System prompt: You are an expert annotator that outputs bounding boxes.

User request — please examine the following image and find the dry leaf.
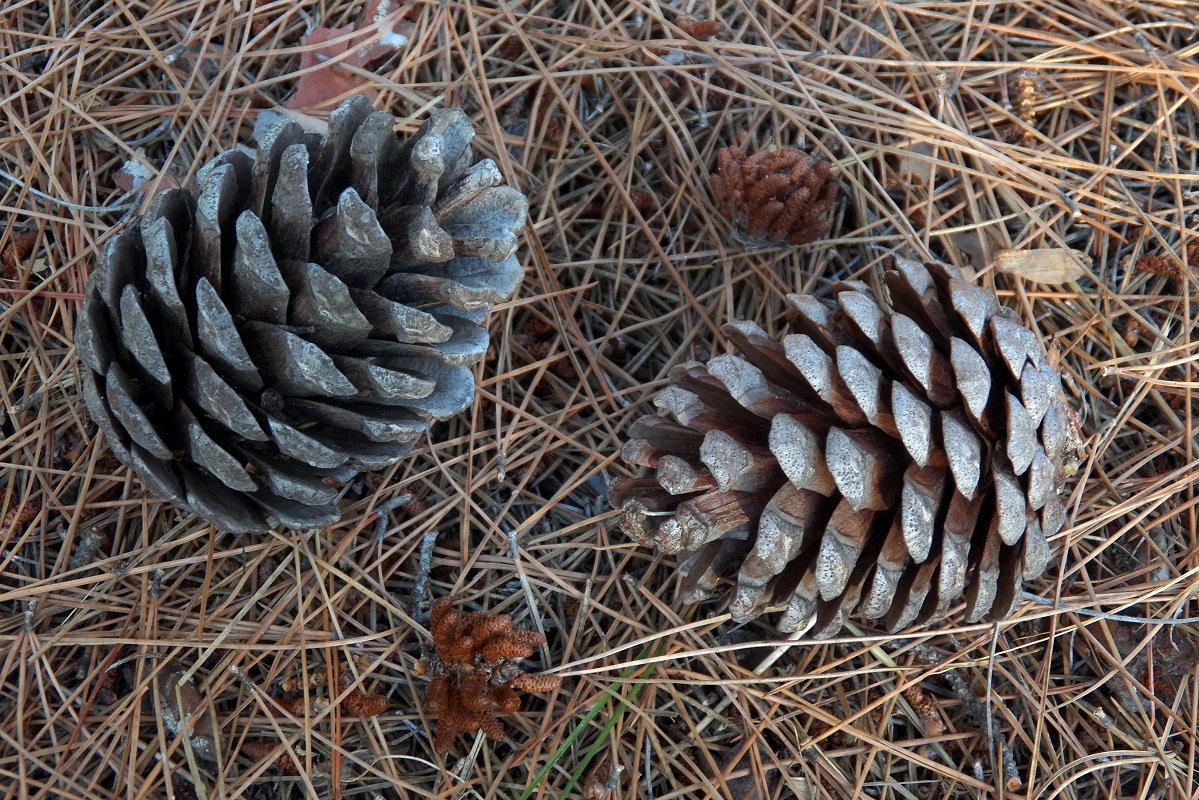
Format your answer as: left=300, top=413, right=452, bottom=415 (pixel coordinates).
left=895, top=140, right=935, bottom=185
left=286, top=0, right=414, bottom=111
left=715, top=740, right=770, bottom=800
left=156, top=669, right=218, bottom=761
left=112, top=148, right=183, bottom=198
left=112, top=152, right=157, bottom=194
left=948, top=228, right=998, bottom=267
left=994, top=247, right=1089, bottom=284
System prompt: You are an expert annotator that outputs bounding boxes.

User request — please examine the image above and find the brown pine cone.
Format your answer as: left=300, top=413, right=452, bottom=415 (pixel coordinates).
left=75, top=96, right=526, bottom=533
left=711, top=143, right=838, bottom=248
left=610, top=258, right=1081, bottom=637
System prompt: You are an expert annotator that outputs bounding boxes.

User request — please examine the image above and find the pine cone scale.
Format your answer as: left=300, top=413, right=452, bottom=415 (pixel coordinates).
left=283, top=262, right=372, bottom=348
left=769, top=414, right=835, bottom=495
left=613, top=257, right=1079, bottom=636
left=79, top=368, right=129, bottom=461
left=700, top=430, right=781, bottom=492
left=181, top=405, right=256, bottom=492
left=825, top=426, right=901, bottom=512
left=836, top=346, right=897, bottom=435
left=130, top=442, right=183, bottom=500
left=194, top=279, right=263, bottom=390
left=268, top=150, right=312, bottom=261
left=941, top=409, right=982, bottom=500
left=118, top=285, right=173, bottom=401
left=230, top=212, right=289, bottom=322
left=900, top=463, right=944, bottom=562
left=142, top=222, right=192, bottom=346
left=891, top=383, right=934, bottom=467
left=104, top=364, right=171, bottom=459
left=781, top=335, right=869, bottom=426
left=352, top=287, right=442, bottom=343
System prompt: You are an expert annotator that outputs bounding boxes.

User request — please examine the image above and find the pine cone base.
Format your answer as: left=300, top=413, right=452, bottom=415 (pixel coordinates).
left=76, top=97, right=526, bottom=533
left=612, top=258, right=1079, bottom=637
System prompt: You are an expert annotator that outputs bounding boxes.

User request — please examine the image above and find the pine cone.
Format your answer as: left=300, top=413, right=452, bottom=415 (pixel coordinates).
left=75, top=97, right=526, bottom=533
left=611, top=258, right=1080, bottom=637
left=711, top=143, right=838, bottom=248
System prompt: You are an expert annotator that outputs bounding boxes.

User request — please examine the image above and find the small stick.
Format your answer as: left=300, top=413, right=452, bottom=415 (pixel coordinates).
left=914, top=644, right=1021, bottom=791
left=508, top=527, right=550, bottom=663
left=411, top=529, right=438, bottom=624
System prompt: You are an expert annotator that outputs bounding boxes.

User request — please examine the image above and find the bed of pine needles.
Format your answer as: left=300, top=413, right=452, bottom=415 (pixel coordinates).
left=2, top=0, right=1199, bottom=798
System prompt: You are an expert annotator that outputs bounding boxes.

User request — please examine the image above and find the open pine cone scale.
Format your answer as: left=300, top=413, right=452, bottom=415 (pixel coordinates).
left=611, top=258, right=1077, bottom=637
left=76, top=97, right=526, bottom=533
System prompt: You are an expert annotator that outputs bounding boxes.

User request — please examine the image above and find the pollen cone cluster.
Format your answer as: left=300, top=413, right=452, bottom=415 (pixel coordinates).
left=421, top=597, right=561, bottom=754
left=711, top=144, right=838, bottom=248
left=75, top=96, right=526, bottom=533
left=611, top=258, right=1077, bottom=637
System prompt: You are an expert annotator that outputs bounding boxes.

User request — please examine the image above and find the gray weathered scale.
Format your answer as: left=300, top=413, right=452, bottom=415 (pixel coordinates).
left=76, top=96, right=526, bottom=533
left=611, top=257, right=1080, bottom=637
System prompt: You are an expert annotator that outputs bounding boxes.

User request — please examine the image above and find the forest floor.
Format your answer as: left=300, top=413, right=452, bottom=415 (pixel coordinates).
left=3, top=1, right=1199, bottom=798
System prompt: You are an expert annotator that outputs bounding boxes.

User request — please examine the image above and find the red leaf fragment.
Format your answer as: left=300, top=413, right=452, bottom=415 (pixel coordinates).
left=287, top=0, right=415, bottom=111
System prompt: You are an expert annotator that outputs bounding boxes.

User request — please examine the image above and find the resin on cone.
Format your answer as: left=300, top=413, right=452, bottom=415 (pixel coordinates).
left=611, top=258, right=1080, bottom=637
left=76, top=96, right=526, bottom=533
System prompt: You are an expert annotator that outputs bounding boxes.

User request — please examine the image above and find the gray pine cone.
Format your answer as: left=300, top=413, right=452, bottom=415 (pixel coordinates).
left=75, top=96, right=526, bottom=533
left=611, top=258, right=1081, bottom=637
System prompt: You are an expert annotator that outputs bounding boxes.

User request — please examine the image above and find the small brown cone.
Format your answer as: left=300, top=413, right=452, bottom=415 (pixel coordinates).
left=75, top=96, right=526, bottom=533
left=611, top=258, right=1079, bottom=637
left=710, top=143, right=838, bottom=247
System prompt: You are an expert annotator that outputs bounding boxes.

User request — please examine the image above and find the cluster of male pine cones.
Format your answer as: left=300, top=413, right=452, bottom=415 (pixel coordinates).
left=417, top=596, right=561, bottom=753
left=711, top=143, right=839, bottom=247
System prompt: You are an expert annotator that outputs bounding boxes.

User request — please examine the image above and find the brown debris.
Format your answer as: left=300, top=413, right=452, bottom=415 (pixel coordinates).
left=513, top=315, right=573, bottom=379
left=1, top=500, right=42, bottom=536
left=273, top=695, right=332, bottom=716
left=1, top=228, right=37, bottom=278
left=420, top=596, right=561, bottom=754
left=579, top=190, right=657, bottom=219
left=1107, top=620, right=1199, bottom=712
left=583, top=755, right=625, bottom=800
left=278, top=666, right=331, bottom=694
left=342, top=689, right=390, bottom=716
left=239, top=740, right=302, bottom=774
left=1135, top=254, right=1184, bottom=280
left=1133, top=240, right=1199, bottom=282
left=1012, top=70, right=1042, bottom=126
left=1122, top=317, right=1143, bottom=347
left=1006, top=69, right=1045, bottom=145
left=273, top=662, right=389, bottom=717
left=710, top=142, right=838, bottom=247
left=679, top=19, right=723, bottom=39
left=170, top=775, right=201, bottom=800
left=901, top=683, right=947, bottom=759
